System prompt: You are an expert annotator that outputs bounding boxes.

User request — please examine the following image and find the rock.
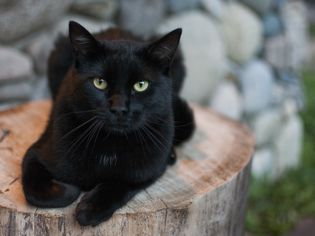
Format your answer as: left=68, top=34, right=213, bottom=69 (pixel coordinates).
left=201, top=0, right=226, bottom=19
left=167, top=0, right=200, bottom=13
left=249, top=108, right=283, bottom=147
left=220, top=2, right=263, bottom=64
left=52, top=15, right=114, bottom=37
left=278, top=71, right=305, bottom=109
left=262, top=13, right=283, bottom=37
left=239, top=60, right=274, bottom=114
left=71, top=0, right=118, bottom=20
left=281, top=1, right=310, bottom=70
left=24, top=34, right=54, bottom=75
left=0, top=46, right=33, bottom=83
left=0, top=0, right=73, bottom=43
left=120, top=0, right=166, bottom=36
left=209, top=80, right=242, bottom=120
left=264, top=34, right=290, bottom=70
left=239, top=0, right=273, bottom=15
left=251, top=148, right=274, bottom=179
left=157, top=11, right=227, bottom=103
left=0, top=81, right=33, bottom=102
left=0, top=102, right=20, bottom=111
left=31, top=77, right=51, bottom=100
left=273, top=114, right=303, bottom=178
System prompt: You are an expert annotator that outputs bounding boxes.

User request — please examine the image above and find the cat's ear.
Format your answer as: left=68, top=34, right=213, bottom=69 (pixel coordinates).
left=69, top=21, right=98, bottom=55
left=147, top=28, right=182, bottom=67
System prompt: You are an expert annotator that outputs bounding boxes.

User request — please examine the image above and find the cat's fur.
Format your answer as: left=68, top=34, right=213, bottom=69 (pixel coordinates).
left=22, top=21, right=195, bottom=226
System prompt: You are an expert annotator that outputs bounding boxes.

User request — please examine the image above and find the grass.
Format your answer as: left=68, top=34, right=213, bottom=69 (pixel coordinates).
left=245, top=69, right=315, bottom=235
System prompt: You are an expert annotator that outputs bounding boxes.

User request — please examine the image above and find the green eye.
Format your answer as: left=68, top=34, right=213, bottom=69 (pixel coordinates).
left=93, top=77, right=107, bottom=90
left=133, top=81, right=149, bottom=92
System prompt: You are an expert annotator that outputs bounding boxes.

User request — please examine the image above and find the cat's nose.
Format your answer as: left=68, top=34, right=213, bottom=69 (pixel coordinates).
left=109, top=94, right=128, bottom=115
left=110, top=106, right=127, bottom=115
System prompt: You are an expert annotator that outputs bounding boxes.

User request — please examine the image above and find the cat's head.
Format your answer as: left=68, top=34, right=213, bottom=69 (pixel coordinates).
left=65, top=21, right=182, bottom=133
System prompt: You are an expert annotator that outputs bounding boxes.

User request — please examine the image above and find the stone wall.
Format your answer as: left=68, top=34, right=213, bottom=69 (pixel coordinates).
left=0, top=0, right=310, bottom=180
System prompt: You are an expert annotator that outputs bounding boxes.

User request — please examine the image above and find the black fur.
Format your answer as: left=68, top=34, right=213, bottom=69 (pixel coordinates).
left=22, top=21, right=195, bottom=226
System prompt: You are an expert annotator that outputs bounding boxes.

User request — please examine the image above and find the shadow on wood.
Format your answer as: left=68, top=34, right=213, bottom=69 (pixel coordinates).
left=0, top=100, right=255, bottom=236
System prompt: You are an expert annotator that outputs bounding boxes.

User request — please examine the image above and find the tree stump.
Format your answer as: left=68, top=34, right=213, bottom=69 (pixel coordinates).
left=0, top=100, right=255, bottom=236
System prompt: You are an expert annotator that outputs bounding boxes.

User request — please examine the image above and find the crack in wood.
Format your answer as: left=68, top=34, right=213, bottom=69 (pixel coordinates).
left=0, top=128, right=10, bottom=143
left=8, top=177, right=19, bottom=186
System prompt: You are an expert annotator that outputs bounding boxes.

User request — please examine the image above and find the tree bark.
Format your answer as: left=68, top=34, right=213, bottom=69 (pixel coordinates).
left=0, top=100, right=255, bottom=236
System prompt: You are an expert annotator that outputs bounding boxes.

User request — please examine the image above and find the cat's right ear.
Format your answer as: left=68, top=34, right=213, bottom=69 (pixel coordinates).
left=69, top=21, right=98, bottom=55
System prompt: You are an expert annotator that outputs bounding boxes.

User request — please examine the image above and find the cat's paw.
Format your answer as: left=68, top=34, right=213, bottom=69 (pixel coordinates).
left=75, top=195, right=114, bottom=226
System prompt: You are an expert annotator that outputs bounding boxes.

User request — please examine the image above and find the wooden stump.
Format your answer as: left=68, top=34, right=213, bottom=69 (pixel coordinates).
left=0, top=100, right=254, bottom=236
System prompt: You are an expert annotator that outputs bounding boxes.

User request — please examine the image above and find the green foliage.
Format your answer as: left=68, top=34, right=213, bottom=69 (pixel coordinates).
left=245, top=69, right=315, bottom=235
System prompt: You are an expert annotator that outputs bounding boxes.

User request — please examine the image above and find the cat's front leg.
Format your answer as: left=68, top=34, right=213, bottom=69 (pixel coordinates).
left=75, top=181, right=149, bottom=226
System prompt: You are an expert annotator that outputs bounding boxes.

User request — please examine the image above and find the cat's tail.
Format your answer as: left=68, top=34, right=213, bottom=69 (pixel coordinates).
left=47, top=35, right=74, bottom=100
left=173, top=96, right=195, bottom=146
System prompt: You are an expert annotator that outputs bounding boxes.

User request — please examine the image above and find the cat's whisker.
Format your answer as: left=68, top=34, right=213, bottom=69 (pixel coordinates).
left=59, top=116, right=97, bottom=141
left=65, top=118, right=99, bottom=157
left=55, top=109, right=99, bottom=122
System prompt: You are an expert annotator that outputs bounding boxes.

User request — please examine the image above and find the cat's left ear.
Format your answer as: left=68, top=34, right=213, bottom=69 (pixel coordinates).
left=69, top=21, right=99, bottom=55
left=147, top=28, right=182, bottom=67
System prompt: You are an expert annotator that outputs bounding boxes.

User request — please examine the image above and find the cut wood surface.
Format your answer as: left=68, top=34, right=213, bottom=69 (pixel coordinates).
left=0, top=100, right=255, bottom=236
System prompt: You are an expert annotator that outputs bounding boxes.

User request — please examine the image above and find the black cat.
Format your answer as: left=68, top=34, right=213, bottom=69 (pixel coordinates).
left=22, top=21, right=195, bottom=226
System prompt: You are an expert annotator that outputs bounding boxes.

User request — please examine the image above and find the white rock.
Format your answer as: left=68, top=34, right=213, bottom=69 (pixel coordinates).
left=209, top=80, right=242, bottom=120
left=239, top=60, right=274, bottom=114
left=273, top=114, right=303, bottom=178
left=219, top=2, right=263, bottom=64
left=0, top=46, right=33, bottom=83
left=157, top=11, right=227, bottom=103
left=201, top=0, right=226, bottom=19
left=249, top=108, right=283, bottom=147
left=251, top=148, right=274, bottom=179
left=280, top=1, right=310, bottom=70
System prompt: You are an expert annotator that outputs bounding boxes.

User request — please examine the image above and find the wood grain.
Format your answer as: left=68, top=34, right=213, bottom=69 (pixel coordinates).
left=0, top=100, right=255, bottom=236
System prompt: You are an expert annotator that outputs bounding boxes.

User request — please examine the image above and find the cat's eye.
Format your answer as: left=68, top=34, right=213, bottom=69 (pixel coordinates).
left=93, top=77, right=107, bottom=90
left=133, top=81, right=149, bottom=92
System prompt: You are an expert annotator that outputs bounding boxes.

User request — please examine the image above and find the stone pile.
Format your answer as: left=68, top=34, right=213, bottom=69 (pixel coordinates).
left=0, top=0, right=310, bottom=180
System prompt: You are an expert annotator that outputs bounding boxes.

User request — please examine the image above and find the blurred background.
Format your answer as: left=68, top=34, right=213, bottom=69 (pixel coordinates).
left=0, top=0, right=314, bottom=235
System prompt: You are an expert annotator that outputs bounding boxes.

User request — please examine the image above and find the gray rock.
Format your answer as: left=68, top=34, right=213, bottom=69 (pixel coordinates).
left=157, top=10, right=227, bottom=103
left=278, top=71, right=305, bottom=109
left=264, top=34, right=290, bottom=70
left=52, top=15, right=114, bottom=37
left=280, top=1, right=310, bottom=70
left=120, top=0, right=166, bottom=36
left=0, top=0, right=73, bottom=43
left=71, top=0, right=118, bottom=20
left=273, top=114, right=303, bottom=178
left=31, top=77, right=51, bottom=100
left=24, top=34, right=54, bottom=75
left=262, top=13, right=283, bottom=37
left=168, top=0, right=200, bottom=12
left=239, top=60, right=274, bottom=114
left=0, top=80, right=33, bottom=101
left=0, top=46, right=33, bottom=83
left=251, top=148, right=274, bottom=179
left=201, top=0, right=225, bottom=19
left=220, top=2, right=263, bottom=64
left=240, top=0, right=273, bottom=15
left=249, top=108, right=283, bottom=147
left=209, top=80, right=242, bottom=120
